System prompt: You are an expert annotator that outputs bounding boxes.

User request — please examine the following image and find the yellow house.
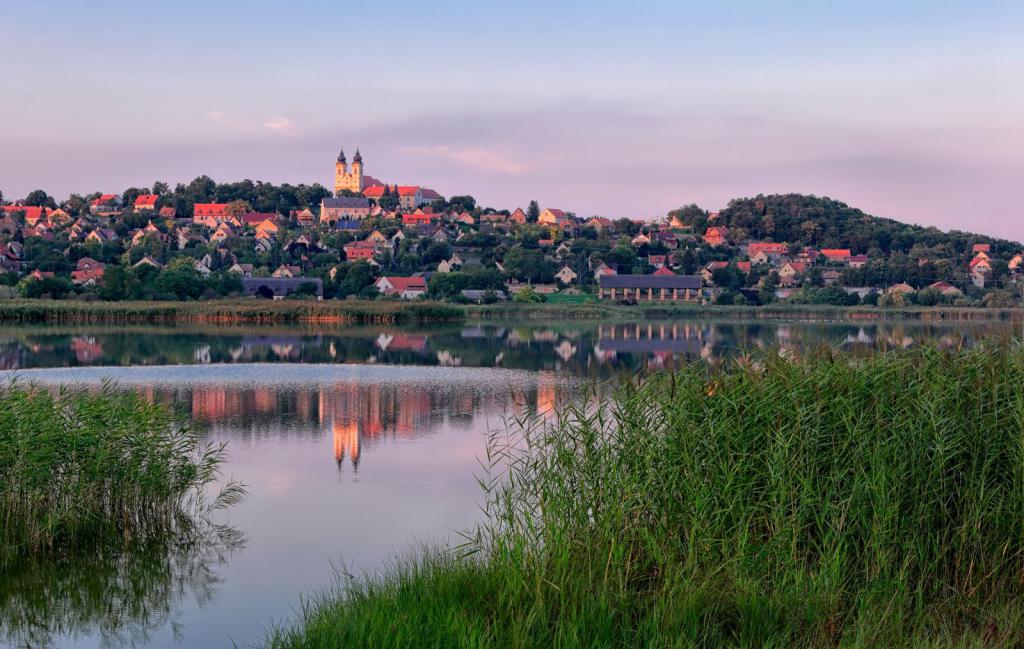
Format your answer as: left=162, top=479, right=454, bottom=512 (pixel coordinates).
left=255, top=219, right=279, bottom=239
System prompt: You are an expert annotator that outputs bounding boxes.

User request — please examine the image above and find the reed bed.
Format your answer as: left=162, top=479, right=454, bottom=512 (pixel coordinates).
left=266, top=341, right=1024, bottom=648
left=0, top=299, right=464, bottom=325
left=0, top=381, right=244, bottom=566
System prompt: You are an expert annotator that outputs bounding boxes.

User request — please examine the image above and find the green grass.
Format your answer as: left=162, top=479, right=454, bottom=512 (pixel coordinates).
left=0, top=381, right=244, bottom=567
left=265, top=341, right=1024, bottom=648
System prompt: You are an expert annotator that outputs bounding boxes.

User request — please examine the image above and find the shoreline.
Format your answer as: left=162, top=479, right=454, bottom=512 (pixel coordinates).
left=1, top=298, right=1023, bottom=325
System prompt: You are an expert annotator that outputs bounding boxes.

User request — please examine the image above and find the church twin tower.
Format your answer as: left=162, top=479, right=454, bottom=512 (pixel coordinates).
left=334, top=147, right=364, bottom=195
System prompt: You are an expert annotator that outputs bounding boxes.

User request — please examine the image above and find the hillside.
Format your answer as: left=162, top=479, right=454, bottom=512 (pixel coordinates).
left=672, top=194, right=1020, bottom=256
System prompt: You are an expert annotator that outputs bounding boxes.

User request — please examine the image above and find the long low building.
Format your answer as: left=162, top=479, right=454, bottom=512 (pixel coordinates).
left=241, top=277, right=323, bottom=300
left=598, top=274, right=702, bottom=302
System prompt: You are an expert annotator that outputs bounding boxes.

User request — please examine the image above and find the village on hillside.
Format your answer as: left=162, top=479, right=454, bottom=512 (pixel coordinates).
left=0, top=147, right=1020, bottom=307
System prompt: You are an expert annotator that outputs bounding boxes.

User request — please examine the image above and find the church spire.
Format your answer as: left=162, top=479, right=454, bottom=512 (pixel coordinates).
left=337, top=148, right=346, bottom=164
left=353, top=147, right=362, bottom=164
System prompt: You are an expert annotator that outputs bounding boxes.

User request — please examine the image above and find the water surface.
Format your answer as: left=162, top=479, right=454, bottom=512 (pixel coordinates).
left=0, top=317, right=1015, bottom=648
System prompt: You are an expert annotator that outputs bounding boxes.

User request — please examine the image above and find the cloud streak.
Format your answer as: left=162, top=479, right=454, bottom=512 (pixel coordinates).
left=401, top=145, right=526, bottom=174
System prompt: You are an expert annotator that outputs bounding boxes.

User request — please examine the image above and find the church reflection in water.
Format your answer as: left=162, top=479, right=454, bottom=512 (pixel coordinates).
left=140, top=371, right=568, bottom=471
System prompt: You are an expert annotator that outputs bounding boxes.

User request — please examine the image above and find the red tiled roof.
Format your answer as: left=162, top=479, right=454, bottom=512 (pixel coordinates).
left=380, top=276, right=427, bottom=291
left=820, top=248, right=852, bottom=259
left=134, top=194, right=159, bottom=208
left=748, top=242, right=788, bottom=255
left=193, top=203, right=230, bottom=217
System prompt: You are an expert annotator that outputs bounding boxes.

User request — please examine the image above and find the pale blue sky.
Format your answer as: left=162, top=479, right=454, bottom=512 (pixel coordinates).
left=2, top=0, right=1022, bottom=238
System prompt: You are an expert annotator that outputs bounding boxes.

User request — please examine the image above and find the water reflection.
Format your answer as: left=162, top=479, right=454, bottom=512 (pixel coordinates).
left=0, top=525, right=243, bottom=649
left=0, top=319, right=1017, bottom=376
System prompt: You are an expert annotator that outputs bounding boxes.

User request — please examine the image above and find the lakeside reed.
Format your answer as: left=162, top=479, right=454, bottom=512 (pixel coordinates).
left=0, top=381, right=244, bottom=567
left=265, top=341, right=1024, bottom=648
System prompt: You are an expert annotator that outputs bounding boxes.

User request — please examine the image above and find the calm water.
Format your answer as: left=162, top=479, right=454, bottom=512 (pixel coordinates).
left=0, top=318, right=1017, bottom=649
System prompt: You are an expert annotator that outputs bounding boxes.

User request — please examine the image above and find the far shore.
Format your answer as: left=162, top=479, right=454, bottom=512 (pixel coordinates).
left=2, top=298, right=1024, bottom=326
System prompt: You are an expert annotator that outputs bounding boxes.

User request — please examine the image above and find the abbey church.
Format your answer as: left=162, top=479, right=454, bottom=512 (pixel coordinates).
left=332, top=147, right=443, bottom=212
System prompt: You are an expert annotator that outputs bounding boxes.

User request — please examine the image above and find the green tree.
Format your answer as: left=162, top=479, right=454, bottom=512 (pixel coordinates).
left=527, top=201, right=540, bottom=223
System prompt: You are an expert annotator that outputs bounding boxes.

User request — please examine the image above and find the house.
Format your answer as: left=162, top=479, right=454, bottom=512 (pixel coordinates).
left=747, top=242, right=788, bottom=261
left=363, top=186, right=443, bottom=211
left=593, top=262, right=618, bottom=282
left=822, top=270, right=842, bottom=285
left=480, top=212, right=507, bottom=225
left=555, top=266, right=578, bottom=284
left=436, top=254, right=463, bottom=274
left=254, top=219, right=280, bottom=239
left=648, top=254, right=667, bottom=269
left=585, top=217, right=613, bottom=231
left=778, top=262, right=807, bottom=285
left=460, top=289, right=508, bottom=303
left=631, top=233, right=651, bottom=246
left=454, top=211, right=475, bottom=226
left=193, top=203, right=232, bottom=227
left=928, top=281, right=964, bottom=297
left=375, top=276, right=428, bottom=299
left=598, top=274, right=702, bottom=302
left=134, top=194, right=159, bottom=211
left=538, top=208, right=566, bottom=225
left=343, top=241, right=378, bottom=261
left=1009, top=254, right=1024, bottom=271
left=272, top=264, right=302, bottom=278
left=402, top=211, right=434, bottom=226
left=848, top=254, right=869, bottom=268
left=1, top=205, right=51, bottom=225
left=158, top=206, right=177, bottom=219
left=291, top=207, right=316, bottom=225
left=972, top=243, right=991, bottom=254
left=703, top=227, right=727, bottom=247
left=365, top=230, right=388, bottom=245
left=508, top=208, right=528, bottom=225
left=71, top=257, right=105, bottom=285
left=210, top=224, right=233, bottom=243
left=242, top=277, right=323, bottom=300
left=820, top=249, right=852, bottom=263
left=320, top=197, right=371, bottom=223
left=85, top=228, right=118, bottom=244
left=89, top=194, right=121, bottom=214
left=241, top=212, right=279, bottom=227
left=133, top=255, right=163, bottom=269
left=652, top=267, right=676, bottom=277
left=229, top=263, right=255, bottom=277
left=887, top=282, right=916, bottom=295
left=192, top=258, right=212, bottom=277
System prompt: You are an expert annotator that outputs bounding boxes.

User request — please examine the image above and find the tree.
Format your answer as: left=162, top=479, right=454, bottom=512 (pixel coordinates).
left=25, top=190, right=56, bottom=208
left=98, top=265, right=140, bottom=300
left=513, top=286, right=544, bottom=303
left=527, top=200, right=540, bottom=223
left=223, top=200, right=253, bottom=217
left=152, top=181, right=170, bottom=195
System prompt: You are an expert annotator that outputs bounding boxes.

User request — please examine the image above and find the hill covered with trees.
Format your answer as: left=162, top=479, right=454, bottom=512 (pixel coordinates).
left=671, top=193, right=1020, bottom=256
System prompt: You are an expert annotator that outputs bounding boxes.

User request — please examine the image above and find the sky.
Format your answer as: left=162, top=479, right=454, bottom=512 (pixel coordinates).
left=2, top=0, right=1022, bottom=239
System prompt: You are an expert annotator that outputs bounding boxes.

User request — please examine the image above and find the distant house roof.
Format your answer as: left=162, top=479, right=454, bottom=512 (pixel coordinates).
left=241, top=212, right=279, bottom=225
left=323, top=197, right=370, bottom=209
left=194, top=203, right=230, bottom=217
left=380, top=276, right=427, bottom=291
left=134, top=194, right=159, bottom=208
left=599, top=274, right=701, bottom=290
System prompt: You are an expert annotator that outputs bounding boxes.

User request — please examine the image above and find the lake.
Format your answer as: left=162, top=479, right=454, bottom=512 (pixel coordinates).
left=0, top=317, right=1017, bottom=649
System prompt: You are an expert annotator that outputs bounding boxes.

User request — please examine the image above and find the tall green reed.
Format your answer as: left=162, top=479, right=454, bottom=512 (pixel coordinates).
left=0, top=381, right=244, bottom=566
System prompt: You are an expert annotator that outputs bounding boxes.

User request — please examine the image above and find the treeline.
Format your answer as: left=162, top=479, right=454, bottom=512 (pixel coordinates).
left=672, top=194, right=1019, bottom=255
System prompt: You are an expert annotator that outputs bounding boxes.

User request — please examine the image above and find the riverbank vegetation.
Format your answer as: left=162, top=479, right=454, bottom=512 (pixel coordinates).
left=0, top=298, right=463, bottom=325
left=0, top=382, right=244, bottom=567
left=3, top=297, right=1024, bottom=326
left=266, top=342, right=1024, bottom=648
